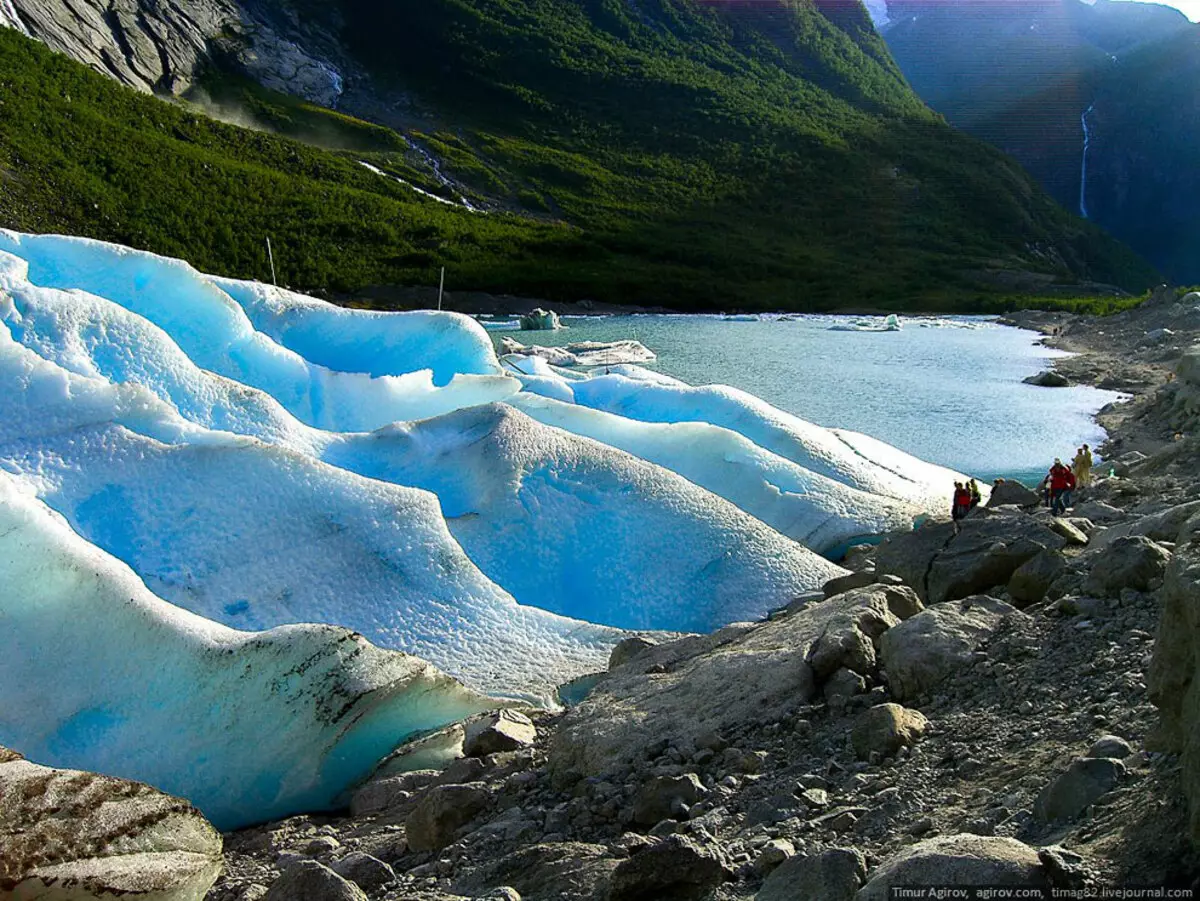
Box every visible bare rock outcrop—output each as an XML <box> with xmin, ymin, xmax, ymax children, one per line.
<box><xmin>1149</xmin><ymin>511</ymin><xmax>1200</xmax><ymax>844</ymax></box>
<box><xmin>552</xmin><ymin>586</ymin><xmax>921</xmax><ymax>778</ymax></box>
<box><xmin>7</xmin><ymin>0</ymin><xmax>343</xmax><ymax>104</ymax></box>
<box><xmin>0</xmin><ymin>746</ymin><xmax>223</xmax><ymax>901</ymax></box>
<box><xmin>876</xmin><ymin>508</ymin><xmax>1066</xmax><ymax>604</ymax></box>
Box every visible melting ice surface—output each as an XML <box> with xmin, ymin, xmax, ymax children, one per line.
<box><xmin>0</xmin><ymin>231</ymin><xmax>992</xmax><ymax>823</ymax></box>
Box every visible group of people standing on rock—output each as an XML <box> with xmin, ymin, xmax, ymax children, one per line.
<box><xmin>949</xmin><ymin>443</ymin><xmax>1096</xmax><ymax>524</ymax></box>
<box><xmin>950</xmin><ymin>478</ymin><xmax>982</xmax><ymax>522</ymax></box>
<box><xmin>1041</xmin><ymin>444</ymin><xmax>1094</xmax><ymax>516</ymax></box>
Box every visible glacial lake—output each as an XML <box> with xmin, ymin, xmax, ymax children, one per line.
<box><xmin>488</xmin><ymin>313</ymin><xmax>1123</xmax><ymax>486</ymax></box>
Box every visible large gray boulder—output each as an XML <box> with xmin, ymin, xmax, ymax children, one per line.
<box><xmin>264</xmin><ymin>861</ymin><xmax>368</xmax><ymax>901</ymax></box>
<box><xmin>1083</xmin><ymin>536</ymin><xmax>1171</xmax><ymax>597</ymax></box>
<box><xmin>1149</xmin><ymin>513</ymin><xmax>1200</xmax><ymax>844</ymax></box>
<box><xmin>1024</xmin><ymin>371</ymin><xmax>1070</xmax><ymax>387</ymax></box>
<box><xmin>856</xmin><ymin>835</ymin><xmax>1048</xmax><ymax>901</ymax></box>
<box><xmin>987</xmin><ymin>480</ymin><xmax>1042</xmax><ymax>508</ymax></box>
<box><xmin>405</xmin><ymin>783</ymin><xmax>493</xmax><ymax>852</ymax></box>
<box><xmin>876</xmin><ymin>509</ymin><xmax>1065</xmax><ymax>604</ymax></box>
<box><xmin>1033</xmin><ymin>758</ymin><xmax>1125</xmax><ymax>823</ymax></box>
<box><xmin>0</xmin><ymin>747</ymin><xmax>223</xmax><ymax>901</ymax></box>
<box><xmin>464</xmin><ymin>710</ymin><xmax>538</xmax><ymax>757</ymax></box>
<box><xmin>757</xmin><ymin>847</ymin><xmax>867</xmax><ymax>901</ymax></box>
<box><xmin>880</xmin><ymin>597</ymin><xmax>1021</xmax><ymax>702</ymax></box>
<box><xmin>851</xmin><ymin>704</ymin><xmax>929</xmax><ymax>760</ymax></box>
<box><xmin>1007</xmin><ymin>548</ymin><xmax>1067</xmax><ymax>607</ymax></box>
<box><xmin>632</xmin><ymin>773</ymin><xmax>706</xmax><ymax>826</ymax></box>
<box><xmin>607</xmin><ymin>834</ymin><xmax>730</xmax><ymax>901</ymax></box>
<box><xmin>552</xmin><ymin>587</ymin><xmax>918</xmax><ymax>778</ymax></box>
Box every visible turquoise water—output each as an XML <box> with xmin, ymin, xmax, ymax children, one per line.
<box><xmin>489</xmin><ymin>314</ymin><xmax>1122</xmax><ymax>485</ymax></box>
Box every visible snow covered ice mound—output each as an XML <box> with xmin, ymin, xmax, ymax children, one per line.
<box><xmin>0</xmin><ymin>473</ymin><xmax>492</xmax><ymax>831</ymax></box>
<box><xmin>0</xmin><ymin>231</ymin><xmax>968</xmax><ymax>659</ymax></box>
<box><xmin>330</xmin><ymin>403</ymin><xmax>845</xmax><ymax>630</ymax></box>
<box><xmin>0</xmin><ymin>305</ymin><xmax>619</xmax><ymax>700</ymax></box>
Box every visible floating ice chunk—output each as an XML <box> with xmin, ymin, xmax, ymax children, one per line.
<box><xmin>510</xmin><ymin>393</ymin><xmax>920</xmax><ymax>554</ymax></box>
<box><xmin>500</xmin><ymin>337</ymin><xmax>656</xmax><ymax>367</ymax></box>
<box><xmin>0</xmin><ymin>234</ymin><xmax>518</xmax><ymax>432</ymax></box>
<box><xmin>519</xmin><ymin>308</ymin><xmax>562</xmax><ymax>331</ymax></box>
<box><xmin>213</xmin><ymin>277</ymin><xmax>502</xmax><ymax>382</ymax></box>
<box><xmin>0</xmin><ymin>472</ymin><xmax>491</xmax><ymax>830</ymax></box>
<box><xmin>828</xmin><ymin>314</ymin><xmax>901</xmax><ymax>332</ymax></box>
<box><xmin>328</xmin><ymin>403</ymin><xmax>847</xmax><ymax>631</ymax></box>
<box><xmin>569</xmin><ymin>374</ymin><xmax>965</xmax><ymax>508</ymax></box>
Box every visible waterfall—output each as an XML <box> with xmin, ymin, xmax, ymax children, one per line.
<box><xmin>1079</xmin><ymin>103</ymin><xmax>1095</xmax><ymax>219</ymax></box>
<box><xmin>0</xmin><ymin>0</ymin><xmax>30</xmax><ymax>36</ymax></box>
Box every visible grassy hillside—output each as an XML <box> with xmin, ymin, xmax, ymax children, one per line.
<box><xmin>0</xmin><ymin>3</ymin><xmax>1156</xmax><ymax>311</ymax></box>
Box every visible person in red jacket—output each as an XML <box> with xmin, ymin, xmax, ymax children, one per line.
<box><xmin>951</xmin><ymin>481</ymin><xmax>973</xmax><ymax>525</ymax></box>
<box><xmin>1048</xmin><ymin>458</ymin><xmax>1072</xmax><ymax>516</ymax></box>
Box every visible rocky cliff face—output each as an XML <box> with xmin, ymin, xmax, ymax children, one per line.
<box><xmin>879</xmin><ymin>0</ymin><xmax>1200</xmax><ymax>284</ymax></box>
<box><xmin>3</xmin><ymin>0</ymin><xmax>343</xmax><ymax>105</ymax></box>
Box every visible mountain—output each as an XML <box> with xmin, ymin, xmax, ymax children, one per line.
<box><xmin>879</xmin><ymin>0</ymin><xmax>1200</xmax><ymax>285</ymax></box>
<box><xmin>0</xmin><ymin>1</ymin><xmax>1157</xmax><ymax>310</ymax></box>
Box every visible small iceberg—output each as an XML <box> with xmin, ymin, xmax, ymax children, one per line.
<box><xmin>723</xmin><ymin>313</ymin><xmax>761</xmax><ymax>322</ymax></box>
<box><xmin>829</xmin><ymin>314</ymin><xmax>902</xmax><ymax>332</ymax></box>
<box><xmin>519</xmin><ymin>308</ymin><xmax>562</xmax><ymax>331</ymax></box>
<box><xmin>500</xmin><ymin>337</ymin><xmax>656</xmax><ymax>367</ymax></box>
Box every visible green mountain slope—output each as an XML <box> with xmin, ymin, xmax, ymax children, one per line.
<box><xmin>0</xmin><ymin>3</ymin><xmax>1156</xmax><ymax>311</ymax></box>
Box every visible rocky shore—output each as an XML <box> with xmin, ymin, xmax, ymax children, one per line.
<box><xmin>5</xmin><ymin>291</ymin><xmax>1200</xmax><ymax>901</ymax></box>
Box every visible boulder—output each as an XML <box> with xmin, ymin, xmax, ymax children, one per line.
<box><xmin>987</xmin><ymin>480</ymin><xmax>1042</xmax><ymax>508</ymax></box>
<box><xmin>1024</xmin><ymin>371</ymin><xmax>1070</xmax><ymax>387</ymax></box>
<box><xmin>1086</xmin><ymin>735</ymin><xmax>1133</xmax><ymax>760</ymax></box>
<box><xmin>1083</xmin><ymin>536</ymin><xmax>1171</xmax><ymax>597</ymax></box>
<box><xmin>552</xmin><ymin>587</ymin><xmax>915</xmax><ymax>777</ymax></box>
<box><xmin>632</xmin><ymin>773</ymin><xmax>706</xmax><ymax>826</ymax></box>
<box><xmin>1007</xmin><ymin>549</ymin><xmax>1067</xmax><ymax>607</ymax></box>
<box><xmin>609</xmin><ymin>636</ymin><xmax>658</xmax><ymax>669</ymax></box>
<box><xmin>453</xmin><ymin>842</ymin><xmax>618</xmax><ymax>901</ymax></box>
<box><xmin>758</xmin><ymin>847</ymin><xmax>867</xmax><ymax>901</ymax></box>
<box><xmin>824</xmin><ymin>667</ymin><xmax>868</xmax><ymax>708</ymax></box>
<box><xmin>0</xmin><ymin>747</ymin><xmax>223</xmax><ymax>901</ymax></box>
<box><xmin>1046</xmin><ymin>518</ymin><xmax>1089</xmax><ymax>547</ymax></box>
<box><xmin>856</xmin><ymin>835</ymin><xmax>1048</xmax><ymax>901</ymax></box>
<box><xmin>877</xmin><ymin>509</ymin><xmax>1065</xmax><ymax>604</ymax></box>
<box><xmin>464</xmin><ymin>710</ymin><xmax>538</xmax><ymax>757</ymax></box>
<box><xmin>823</xmin><ymin>570</ymin><xmax>878</xmax><ymax>598</ymax></box>
<box><xmin>1148</xmin><ymin>512</ymin><xmax>1200</xmax><ymax>843</ymax></box>
<box><xmin>263</xmin><ymin>861</ymin><xmax>368</xmax><ymax>901</ymax></box>
<box><xmin>1033</xmin><ymin>758</ymin><xmax>1125</xmax><ymax>823</ymax></box>
<box><xmin>607</xmin><ymin>834</ymin><xmax>730</xmax><ymax>901</ymax></box>
<box><xmin>350</xmin><ymin>770</ymin><xmax>439</xmax><ymax>817</ymax></box>
<box><xmin>851</xmin><ymin>704</ymin><xmax>929</xmax><ymax>760</ymax></box>
<box><xmin>1073</xmin><ymin>501</ymin><xmax>1123</xmax><ymax>523</ymax></box>
<box><xmin>405</xmin><ymin>783</ymin><xmax>493</xmax><ymax>852</ymax></box>
<box><xmin>330</xmin><ymin>852</ymin><xmax>396</xmax><ymax>894</ymax></box>
<box><xmin>880</xmin><ymin>597</ymin><xmax>1020</xmax><ymax>702</ymax></box>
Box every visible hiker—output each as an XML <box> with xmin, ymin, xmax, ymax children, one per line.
<box><xmin>1072</xmin><ymin>444</ymin><xmax>1094</xmax><ymax>487</ymax></box>
<box><xmin>1039</xmin><ymin>473</ymin><xmax>1052</xmax><ymax>508</ymax></box>
<box><xmin>1063</xmin><ymin>466</ymin><xmax>1077</xmax><ymax>509</ymax></box>
<box><xmin>1048</xmin><ymin>458</ymin><xmax>1072</xmax><ymax>516</ymax></box>
<box><xmin>951</xmin><ymin>481</ymin><xmax>972</xmax><ymax>523</ymax></box>
<box><xmin>968</xmin><ymin>479</ymin><xmax>982</xmax><ymax>509</ymax></box>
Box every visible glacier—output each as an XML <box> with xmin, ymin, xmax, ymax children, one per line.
<box><xmin>0</xmin><ymin>230</ymin><xmax>983</xmax><ymax>825</ymax></box>
<box><xmin>0</xmin><ymin>471</ymin><xmax>492</xmax><ymax>830</ymax></box>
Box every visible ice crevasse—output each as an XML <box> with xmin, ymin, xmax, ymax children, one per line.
<box><xmin>0</xmin><ymin>231</ymin><xmax>975</xmax><ymax>826</ymax></box>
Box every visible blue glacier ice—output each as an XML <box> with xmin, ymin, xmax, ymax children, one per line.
<box><xmin>0</xmin><ymin>230</ymin><xmax>987</xmax><ymax>827</ymax></box>
<box><xmin>0</xmin><ymin>249</ymin><xmax>844</xmax><ymax>637</ymax></box>
<box><xmin>0</xmin><ymin>471</ymin><xmax>492</xmax><ymax>830</ymax></box>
